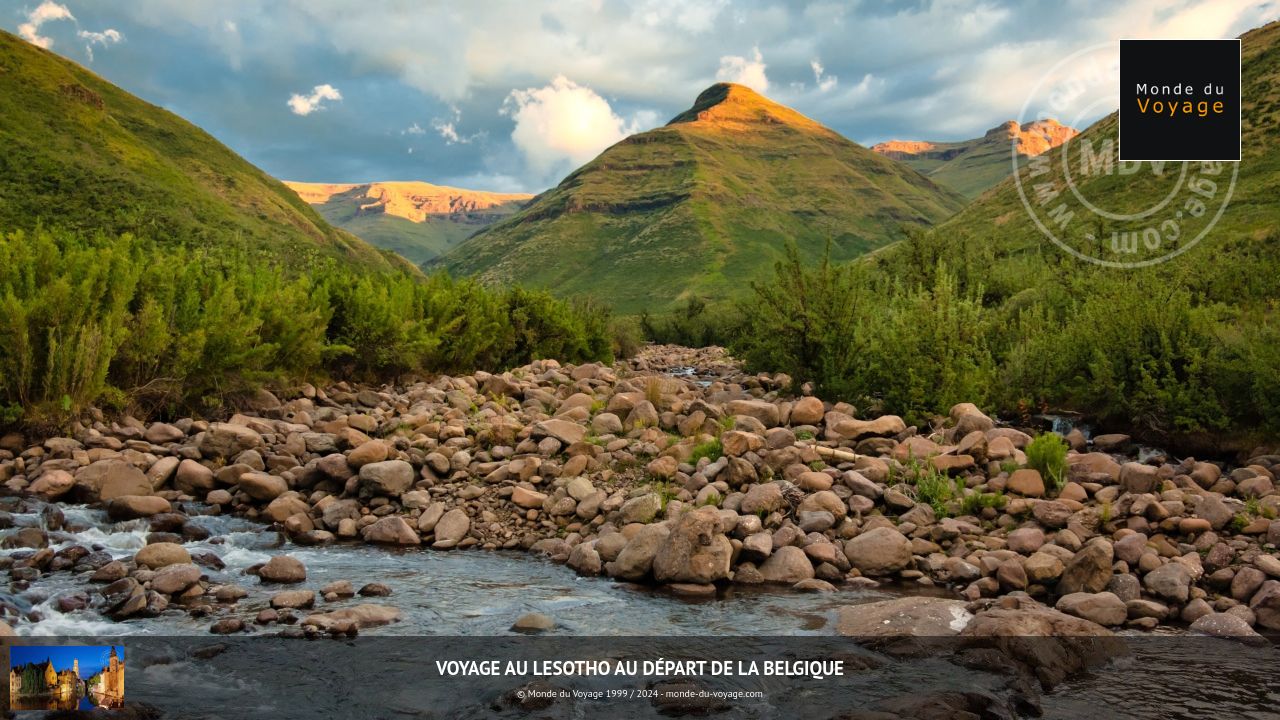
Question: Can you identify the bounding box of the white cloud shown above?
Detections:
[78,28,123,61]
[403,123,426,135]
[17,1,74,49]
[716,47,769,93]
[429,106,485,145]
[637,0,727,33]
[502,75,651,182]
[287,84,342,116]
[810,58,837,92]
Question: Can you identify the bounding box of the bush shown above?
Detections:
[0,227,615,424]
[689,439,723,463]
[733,244,994,425]
[1025,433,1069,491]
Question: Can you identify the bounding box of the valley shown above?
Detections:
[284,181,530,266]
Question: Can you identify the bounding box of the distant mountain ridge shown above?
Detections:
[872,119,1077,198]
[442,82,966,313]
[0,29,407,272]
[285,181,530,265]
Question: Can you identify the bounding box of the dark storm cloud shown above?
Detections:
[6,1,1276,191]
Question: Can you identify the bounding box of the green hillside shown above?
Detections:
[897,20,1280,297]
[0,29,408,272]
[726,20,1280,449]
[285,181,529,267]
[443,83,965,314]
[871,119,1077,199]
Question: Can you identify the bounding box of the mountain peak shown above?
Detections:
[666,82,830,134]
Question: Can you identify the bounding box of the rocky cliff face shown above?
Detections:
[870,119,1078,198]
[283,181,532,266]
[285,181,531,223]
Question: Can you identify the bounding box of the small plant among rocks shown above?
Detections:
[689,439,723,464]
[1025,433,1069,491]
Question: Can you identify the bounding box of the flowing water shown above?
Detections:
[1,501,1277,718]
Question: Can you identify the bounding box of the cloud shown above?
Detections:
[429,106,484,145]
[810,58,837,92]
[637,0,728,33]
[78,28,123,61]
[716,47,768,93]
[502,75,651,182]
[403,123,426,135]
[287,84,342,116]
[17,1,74,49]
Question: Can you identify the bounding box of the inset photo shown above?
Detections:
[8,645,125,712]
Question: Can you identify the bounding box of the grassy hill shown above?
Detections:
[0,29,408,272]
[893,21,1280,299]
[442,83,965,314]
[871,119,1077,199]
[285,181,530,267]
[726,20,1280,449]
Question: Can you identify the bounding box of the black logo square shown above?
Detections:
[1119,39,1241,161]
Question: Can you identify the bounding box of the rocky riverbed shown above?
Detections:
[0,346,1277,649]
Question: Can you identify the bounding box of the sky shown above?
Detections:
[5,0,1278,192]
[10,645,123,678]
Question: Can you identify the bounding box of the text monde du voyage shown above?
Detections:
[1134,82,1230,117]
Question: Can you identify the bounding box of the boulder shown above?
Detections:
[833,416,906,440]
[1195,495,1233,531]
[432,509,470,549]
[347,440,390,468]
[145,423,185,444]
[960,605,1126,690]
[1119,463,1160,494]
[76,460,151,501]
[1006,527,1045,555]
[106,495,170,520]
[1248,581,1280,630]
[843,527,912,576]
[237,472,287,502]
[789,397,824,425]
[361,516,421,545]
[758,546,815,584]
[1007,469,1045,498]
[303,604,401,630]
[652,507,732,584]
[727,399,780,427]
[1189,612,1265,643]
[134,542,191,570]
[150,563,202,595]
[270,590,316,610]
[359,460,415,497]
[533,419,586,445]
[609,524,670,581]
[739,483,785,516]
[1055,592,1127,627]
[1143,562,1192,603]
[836,596,972,638]
[29,469,75,498]
[511,612,556,633]
[1058,541,1113,595]
[511,486,549,509]
[175,460,216,495]
[258,555,306,583]
[618,493,663,524]
[199,423,263,459]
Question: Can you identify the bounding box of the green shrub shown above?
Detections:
[898,456,960,517]
[689,438,723,464]
[0,227,615,425]
[1025,433,1069,490]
